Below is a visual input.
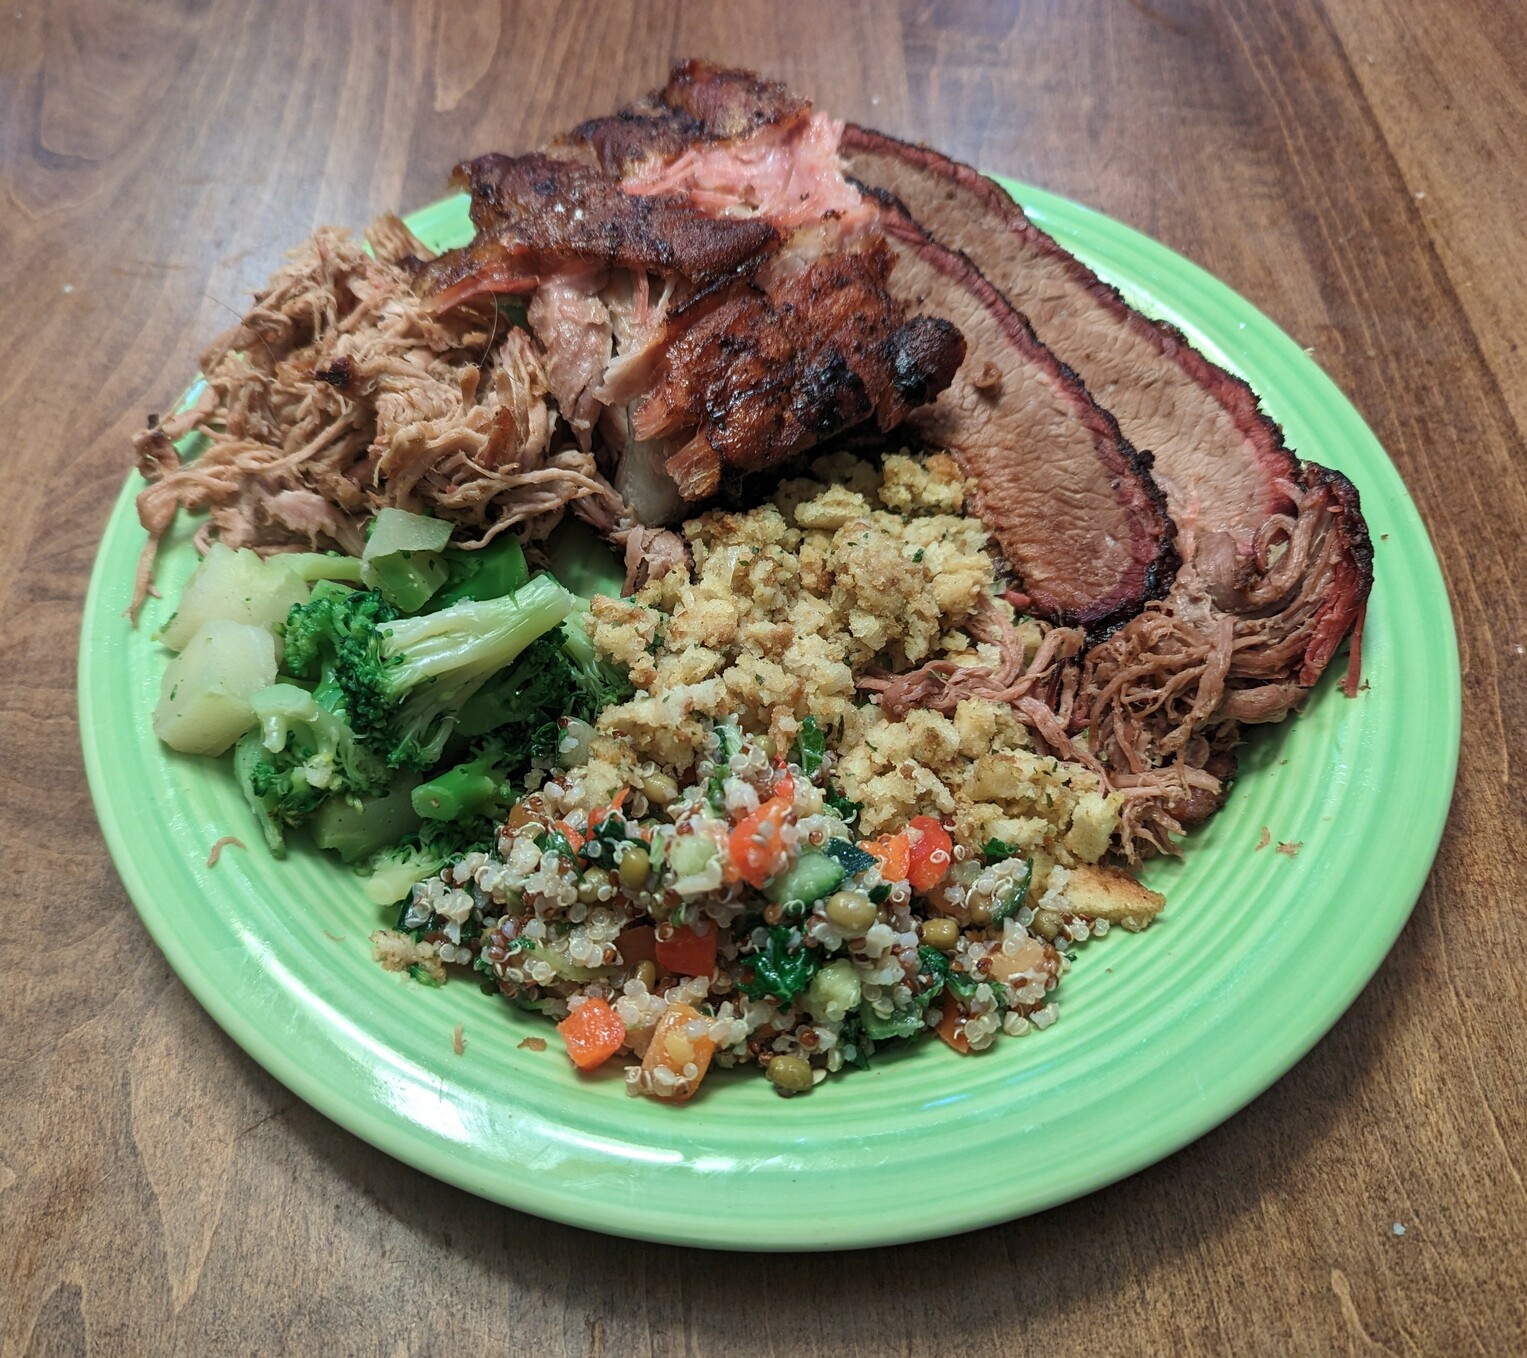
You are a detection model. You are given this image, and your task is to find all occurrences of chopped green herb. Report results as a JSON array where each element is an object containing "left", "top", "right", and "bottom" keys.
[
  {"left": 917, "top": 945, "right": 979, "bottom": 1001},
  {"left": 791, "top": 715, "right": 827, "bottom": 778},
  {"left": 824, "top": 781, "right": 862, "bottom": 825},
  {"left": 739, "top": 926, "right": 821, "bottom": 1002}
]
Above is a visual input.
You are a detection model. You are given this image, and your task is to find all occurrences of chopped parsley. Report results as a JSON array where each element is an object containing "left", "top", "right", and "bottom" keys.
[
  {"left": 739, "top": 926, "right": 821, "bottom": 1002},
  {"left": 791, "top": 715, "right": 827, "bottom": 778}
]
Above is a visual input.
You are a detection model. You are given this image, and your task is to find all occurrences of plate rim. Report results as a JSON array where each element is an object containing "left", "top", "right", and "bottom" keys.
[{"left": 79, "top": 181, "right": 1461, "bottom": 1250}]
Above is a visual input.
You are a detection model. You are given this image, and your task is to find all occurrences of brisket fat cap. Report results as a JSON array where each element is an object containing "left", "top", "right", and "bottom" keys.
[
  {"left": 840, "top": 123, "right": 1371, "bottom": 695},
  {"left": 570, "top": 59, "right": 812, "bottom": 175}
]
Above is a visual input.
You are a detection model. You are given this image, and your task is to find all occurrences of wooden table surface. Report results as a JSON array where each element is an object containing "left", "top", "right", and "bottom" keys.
[{"left": 3, "top": 1, "right": 1523, "bottom": 1352}]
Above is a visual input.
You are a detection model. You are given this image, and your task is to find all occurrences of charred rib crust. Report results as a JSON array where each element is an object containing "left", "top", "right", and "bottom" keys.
[
  {"left": 572, "top": 60, "right": 809, "bottom": 175},
  {"left": 633, "top": 240, "right": 965, "bottom": 495},
  {"left": 890, "top": 315, "right": 965, "bottom": 406},
  {"left": 419, "top": 152, "right": 779, "bottom": 304}
]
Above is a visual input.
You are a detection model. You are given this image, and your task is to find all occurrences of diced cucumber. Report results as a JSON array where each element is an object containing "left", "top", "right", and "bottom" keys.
[
  {"left": 860, "top": 1007, "right": 926, "bottom": 1042},
  {"left": 821, "top": 838, "right": 876, "bottom": 877},
  {"left": 764, "top": 850, "right": 846, "bottom": 906}
]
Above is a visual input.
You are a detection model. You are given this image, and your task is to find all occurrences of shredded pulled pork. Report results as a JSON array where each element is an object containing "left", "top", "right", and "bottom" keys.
[{"left": 130, "top": 217, "right": 607, "bottom": 617}]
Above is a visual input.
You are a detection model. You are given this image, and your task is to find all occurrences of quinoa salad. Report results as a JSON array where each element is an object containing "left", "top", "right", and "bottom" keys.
[{"left": 370, "top": 454, "right": 1165, "bottom": 1101}]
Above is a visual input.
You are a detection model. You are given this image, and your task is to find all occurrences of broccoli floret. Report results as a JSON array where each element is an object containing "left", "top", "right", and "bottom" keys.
[
  {"left": 287, "top": 573, "right": 572, "bottom": 771},
  {"left": 252, "top": 683, "right": 392, "bottom": 799},
  {"left": 232, "top": 684, "right": 393, "bottom": 854},
  {"left": 234, "top": 729, "right": 323, "bottom": 856},
  {"left": 430, "top": 616, "right": 633, "bottom": 809},
  {"left": 357, "top": 819, "right": 489, "bottom": 906},
  {"left": 280, "top": 581, "right": 398, "bottom": 689},
  {"left": 560, "top": 607, "right": 635, "bottom": 712}
]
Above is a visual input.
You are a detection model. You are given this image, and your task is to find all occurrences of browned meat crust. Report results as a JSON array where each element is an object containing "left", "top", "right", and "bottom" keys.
[
  {"left": 861, "top": 187, "right": 1176, "bottom": 632},
  {"left": 632, "top": 240, "right": 964, "bottom": 497},
  {"left": 569, "top": 60, "right": 808, "bottom": 175},
  {"left": 416, "top": 152, "right": 779, "bottom": 309}
]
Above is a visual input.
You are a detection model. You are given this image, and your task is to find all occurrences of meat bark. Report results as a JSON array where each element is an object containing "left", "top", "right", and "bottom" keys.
[
  {"left": 864, "top": 189, "right": 1176, "bottom": 631},
  {"left": 634, "top": 240, "right": 963, "bottom": 498},
  {"left": 416, "top": 152, "right": 779, "bottom": 311}
]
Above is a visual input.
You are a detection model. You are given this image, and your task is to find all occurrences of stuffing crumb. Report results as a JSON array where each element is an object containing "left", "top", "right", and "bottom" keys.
[
  {"left": 1277, "top": 840, "right": 1304, "bottom": 857},
  {"left": 452, "top": 1024, "right": 465, "bottom": 1056},
  {"left": 587, "top": 453, "right": 992, "bottom": 767},
  {"left": 370, "top": 928, "right": 446, "bottom": 984},
  {"left": 1061, "top": 863, "right": 1166, "bottom": 932},
  {"left": 206, "top": 835, "right": 245, "bottom": 867},
  {"left": 580, "top": 453, "right": 1122, "bottom": 877},
  {"left": 518, "top": 1036, "right": 548, "bottom": 1052},
  {"left": 1255, "top": 826, "right": 1271, "bottom": 851}
]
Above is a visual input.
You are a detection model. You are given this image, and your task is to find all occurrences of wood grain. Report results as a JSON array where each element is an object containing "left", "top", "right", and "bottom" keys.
[{"left": 2, "top": 1, "right": 1523, "bottom": 1353}]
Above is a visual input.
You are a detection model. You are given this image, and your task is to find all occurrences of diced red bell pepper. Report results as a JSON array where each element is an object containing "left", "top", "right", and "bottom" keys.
[
  {"left": 906, "top": 816, "right": 954, "bottom": 893},
  {"left": 655, "top": 923, "right": 718, "bottom": 978}
]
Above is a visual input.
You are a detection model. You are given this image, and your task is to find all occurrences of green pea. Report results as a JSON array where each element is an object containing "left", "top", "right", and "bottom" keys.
[
  {"left": 618, "top": 844, "right": 651, "bottom": 892},
  {"left": 767, "top": 1053, "right": 814, "bottom": 1093}
]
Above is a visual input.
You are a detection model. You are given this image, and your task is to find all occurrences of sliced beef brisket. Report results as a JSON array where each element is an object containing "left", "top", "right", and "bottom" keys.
[
  {"left": 840, "top": 124, "right": 1372, "bottom": 695},
  {"left": 865, "top": 190, "right": 1175, "bottom": 630},
  {"left": 843, "top": 125, "right": 1373, "bottom": 852}
]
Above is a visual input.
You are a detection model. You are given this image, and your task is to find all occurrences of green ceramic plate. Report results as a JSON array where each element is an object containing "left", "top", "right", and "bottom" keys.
[{"left": 79, "top": 184, "right": 1458, "bottom": 1250}]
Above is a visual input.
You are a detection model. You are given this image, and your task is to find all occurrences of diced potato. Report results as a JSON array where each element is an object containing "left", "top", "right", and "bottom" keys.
[
  {"left": 152, "top": 620, "right": 277, "bottom": 755},
  {"left": 154, "top": 544, "right": 308, "bottom": 652}
]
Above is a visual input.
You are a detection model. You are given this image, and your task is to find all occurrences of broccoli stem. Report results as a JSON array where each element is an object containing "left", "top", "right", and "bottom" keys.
[
  {"left": 379, "top": 574, "right": 573, "bottom": 695},
  {"left": 433, "top": 535, "right": 529, "bottom": 608},
  {"left": 310, "top": 779, "right": 423, "bottom": 862},
  {"left": 412, "top": 755, "right": 502, "bottom": 821}
]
